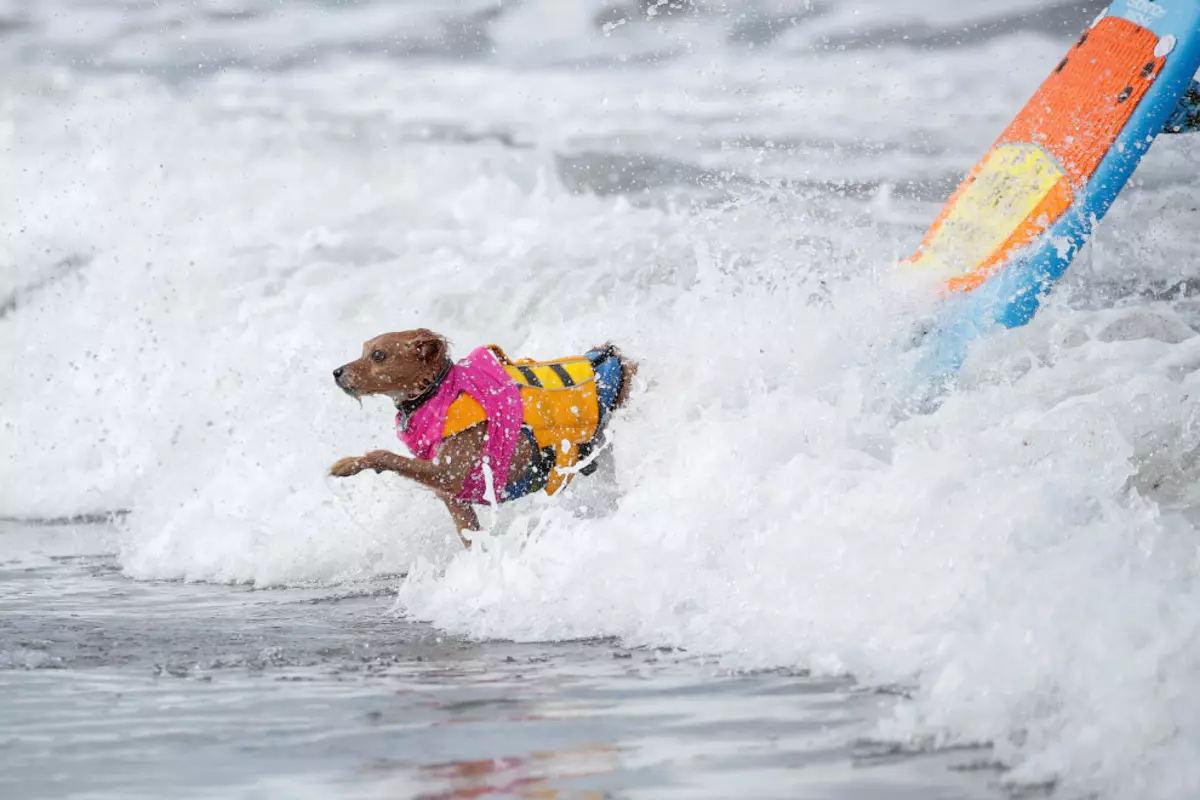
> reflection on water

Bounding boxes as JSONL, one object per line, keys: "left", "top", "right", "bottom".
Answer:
{"left": 413, "top": 745, "right": 617, "bottom": 800}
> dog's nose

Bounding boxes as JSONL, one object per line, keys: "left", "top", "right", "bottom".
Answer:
{"left": 333, "top": 366, "right": 345, "bottom": 380}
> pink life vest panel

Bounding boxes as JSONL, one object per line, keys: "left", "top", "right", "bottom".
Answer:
{"left": 395, "top": 346, "right": 522, "bottom": 504}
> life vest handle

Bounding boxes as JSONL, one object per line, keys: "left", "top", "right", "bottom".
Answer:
{"left": 487, "top": 343, "right": 595, "bottom": 371}
{"left": 485, "top": 344, "right": 514, "bottom": 365}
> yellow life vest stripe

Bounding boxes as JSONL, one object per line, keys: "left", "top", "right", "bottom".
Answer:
{"left": 562, "top": 360, "right": 593, "bottom": 386}
{"left": 504, "top": 360, "right": 594, "bottom": 391}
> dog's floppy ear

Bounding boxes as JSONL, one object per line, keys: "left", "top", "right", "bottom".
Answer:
{"left": 412, "top": 329, "right": 447, "bottom": 363}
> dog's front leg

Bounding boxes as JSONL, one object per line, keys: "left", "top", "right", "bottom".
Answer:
{"left": 330, "top": 425, "right": 486, "bottom": 491}
{"left": 330, "top": 426, "right": 489, "bottom": 548}
{"left": 330, "top": 449, "right": 459, "bottom": 491}
{"left": 440, "top": 497, "right": 480, "bottom": 548}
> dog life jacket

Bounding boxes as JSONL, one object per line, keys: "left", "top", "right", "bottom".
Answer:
{"left": 396, "top": 345, "right": 612, "bottom": 504}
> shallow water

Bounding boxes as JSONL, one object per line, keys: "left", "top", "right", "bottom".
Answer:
{"left": 6, "top": 0, "right": 1200, "bottom": 797}
{"left": 2, "top": 521, "right": 1007, "bottom": 799}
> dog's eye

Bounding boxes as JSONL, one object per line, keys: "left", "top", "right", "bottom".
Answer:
{"left": 370, "top": 349, "right": 387, "bottom": 363}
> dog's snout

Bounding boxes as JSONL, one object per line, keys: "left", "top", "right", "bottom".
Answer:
{"left": 332, "top": 364, "right": 359, "bottom": 399}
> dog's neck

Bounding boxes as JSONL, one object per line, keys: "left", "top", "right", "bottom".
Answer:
{"left": 394, "top": 358, "right": 454, "bottom": 416}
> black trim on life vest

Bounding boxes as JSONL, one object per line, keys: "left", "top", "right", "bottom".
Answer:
{"left": 521, "top": 431, "right": 556, "bottom": 495}
{"left": 576, "top": 441, "right": 599, "bottom": 476}
{"left": 549, "top": 363, "right": 575, "bottom": 387}
{"left": 396, "top": 358, "right": 454, "bottom": 416}
{"left": 589, "top": 345, "right": 623, "bottom": 428}
{"left": 586, "top": 344, "right": 617, "bottom": 367}
{"left": 516, "top": 365, "right": 542, "bottom": 387}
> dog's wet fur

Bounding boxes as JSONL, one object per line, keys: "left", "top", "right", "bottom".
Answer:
{"left": 330, "top": 329, "right": 635, "bottom": 547}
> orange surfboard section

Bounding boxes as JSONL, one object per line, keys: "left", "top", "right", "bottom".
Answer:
{"left": 909, "top": 16, "right": 1164, "bottom": 290}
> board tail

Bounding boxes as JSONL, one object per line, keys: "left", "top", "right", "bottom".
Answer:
{"left": 1164, "top": 80, "right": 1200, "bottom": 133}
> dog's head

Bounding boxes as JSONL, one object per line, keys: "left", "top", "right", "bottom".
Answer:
{"left": 333, "top": 329, "right": 450, "bottom": 405}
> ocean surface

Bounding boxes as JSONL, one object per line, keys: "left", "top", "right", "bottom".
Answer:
{"left": 5, "top": 0, "right": 1200, "bottom": 797}
{"left": 2, "top": 520, "right": 1009, "bottom": 799}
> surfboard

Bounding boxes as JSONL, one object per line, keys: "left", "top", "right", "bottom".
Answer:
{"left": 906, "top": 0, "right": 1200, "bottom": 381}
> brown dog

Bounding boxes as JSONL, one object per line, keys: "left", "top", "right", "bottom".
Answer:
{"left": 330, "top": 329, "right": 635, "bottom": 547}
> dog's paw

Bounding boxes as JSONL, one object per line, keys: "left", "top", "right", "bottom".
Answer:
{"left": 364, "top": 450, "right": 397, "bottom": 473}
{"left": 329, "top": 456, "right": 368, "bottom": 477}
